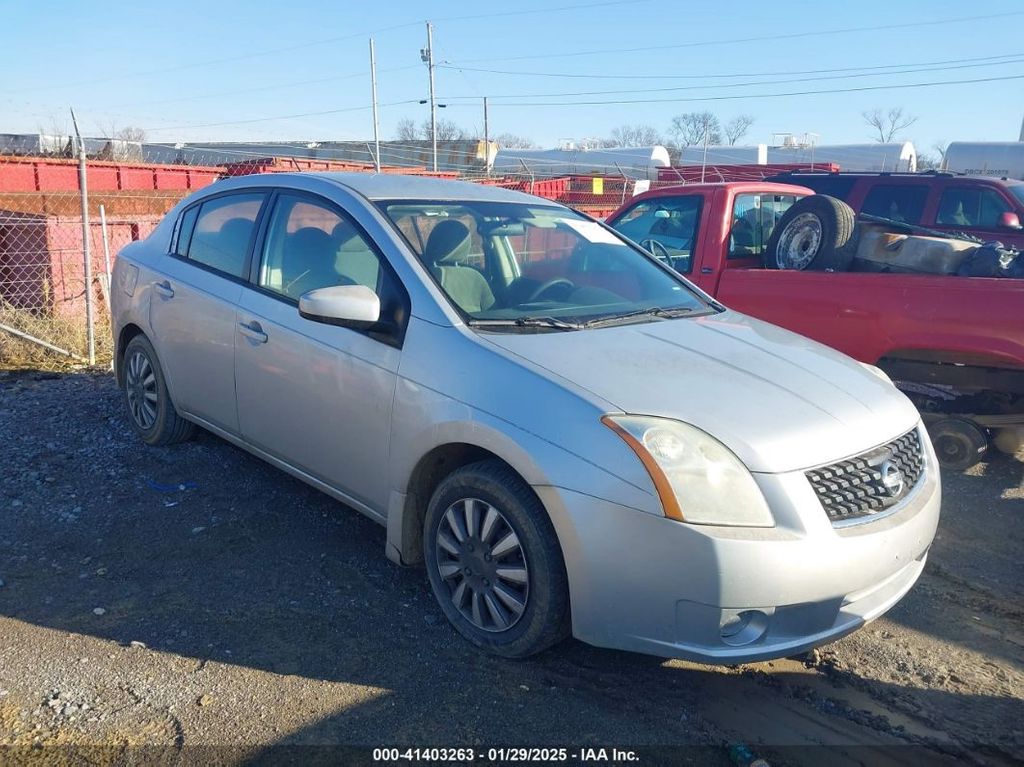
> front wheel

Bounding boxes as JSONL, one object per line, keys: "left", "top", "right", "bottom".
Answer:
{"left": 424, "top": 459, "right": 570, "bottom": 658}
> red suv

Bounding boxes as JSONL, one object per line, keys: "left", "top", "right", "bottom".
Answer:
{"left": 765, "top": 170, "right": 1024, "bottom": 249}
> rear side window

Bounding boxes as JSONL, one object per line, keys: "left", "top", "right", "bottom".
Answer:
{"left": 937, "top": 187, "right": 1012, "bottom": 227}
{"left": 181, "top": 193, "right": 265, "bottom": 278}
{"left": 861, "top": 184, "right": 928, "bottom": 224}
{"left": 729, "top": 193, "right": 800, "bottom": 258}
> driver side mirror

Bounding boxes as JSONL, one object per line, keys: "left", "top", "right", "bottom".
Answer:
{"left": 999, "top": 211, "right": 1022, "bottom": 230}
{"left": 299, "top": 284, "right": 380, "bottom": 328}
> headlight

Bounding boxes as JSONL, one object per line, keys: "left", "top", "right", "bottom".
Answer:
{"left": 602, "top": 415, "right": 773, "bottom": 527}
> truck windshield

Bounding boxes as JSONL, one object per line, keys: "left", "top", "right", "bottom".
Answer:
{"left": 379, "top": 200, "right": 711, "bottom": 328}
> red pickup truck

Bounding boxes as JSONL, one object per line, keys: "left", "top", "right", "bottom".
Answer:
{"left": 606, "top": 181, "right": 1024, "bottom": 469}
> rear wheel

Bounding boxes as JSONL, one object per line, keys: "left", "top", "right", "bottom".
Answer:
{"left": 424, "top": 459, "right": 570, "bottom": 658}
{"left": 765, "top": 194, "right": 858, "bottom": 271}
{"left": 122, "top": 335, "right": 195, "bottom": 446}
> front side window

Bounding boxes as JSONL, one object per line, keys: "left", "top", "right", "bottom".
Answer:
{"left": 183, "top": 193, "right": 264, "bottom": 278}
{"left": 381, "top": 200, "right": 711, "bottom": 329}
{"left": 861, "top": 184, "right": 927, "bottom": 224}
{"left": 609, "top": 195, "right": 702, "bottom": 273}
{"left": 728, "top": 193, "right": 800, "bottom": 258}
{"left": 937, "top": 187, "right": 1011, "bottom": 228}
{"left": 258, "top": 194, "right": 390, "bottom": 300}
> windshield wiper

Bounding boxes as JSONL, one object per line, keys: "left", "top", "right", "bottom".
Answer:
{"left": 468, "top": 316, "right": 583, "bottom": 331}
{"left": 581, "top": 306, "right": 695, "bottom": 329}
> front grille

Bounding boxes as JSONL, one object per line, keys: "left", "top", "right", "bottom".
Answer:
{"left": 806, "top": 429, "right": 925, "bottom": 524}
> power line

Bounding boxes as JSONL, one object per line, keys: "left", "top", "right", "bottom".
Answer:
{"left": 10, "top": 1, "right": 650, "bottom": 95}
{"left": 142, "top": 100, "right": 420, "bottom": 134}
{"left": 468, "top": 73, "right": 1024, "bottom": 107}
{"left": 453, "top": 11, "right": 1024, "bottom": 63}
{"left": 438, "top": 52, "right": 1024, "bottom": 81}
{"left": 109, "top": 65, "right": 422, "bottom": 111}
{"left": 438, "top": 56, "right": 1024, "bottom": 101}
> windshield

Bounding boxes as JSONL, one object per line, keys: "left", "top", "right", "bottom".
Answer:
{"left": 1008, "top": 183, "right": 1024, "bottom": 206}
{"left": 379, "top": 200, "right": 712, "bottom": 328}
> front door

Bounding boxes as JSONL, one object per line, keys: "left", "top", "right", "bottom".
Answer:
{"left": 233, "top": 192, "right": 405, "bottom": 515}
{"left": 149, "top": 191, "right": 266, "bottom": 433}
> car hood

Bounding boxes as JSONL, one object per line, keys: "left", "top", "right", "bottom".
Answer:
{"left": 480, "top": 310, "right": 920, "bottom": 473}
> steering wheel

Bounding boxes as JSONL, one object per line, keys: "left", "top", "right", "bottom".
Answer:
{"left": 527, "top": 278, "right": 575, "bottom": 302}
{"left": 640, "top": 238, "right": 672, "bottom": 262}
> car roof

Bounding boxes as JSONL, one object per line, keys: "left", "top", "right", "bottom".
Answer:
{"left": 774, "top": 171, "right": 1022, "bottom": 186}
{"left": 629, "top": 181, "right": 813, "bottom": 200}
{"left": 270, "top": 171, "right": 552, "bottom": 204}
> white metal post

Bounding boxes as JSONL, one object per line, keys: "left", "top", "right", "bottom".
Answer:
{"left": 483, "top": 96, "right": 491, "bottom": 177}
{"left": 369, "top": 38, "right": 381, "bottom": 173}
{"left": 70, "top": 108, "right": 96, "bottom": 366}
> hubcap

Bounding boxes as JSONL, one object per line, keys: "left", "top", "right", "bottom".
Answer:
{"left": 435, "top": 498, "right": 529, "bottom": 633}
{"left": 125, "top": 350, "right": 158, "bottom": 430}
{"left": 776, "top": 212, "right": 823, "bottom": 269}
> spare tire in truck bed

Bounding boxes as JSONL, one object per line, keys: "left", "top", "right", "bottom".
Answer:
{"left": 765, "top": 194, "right": 858, "bottom": 271}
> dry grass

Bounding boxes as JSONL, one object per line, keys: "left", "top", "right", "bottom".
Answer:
{"left": 0, "top": 299, "right": 112, "bottom": 372}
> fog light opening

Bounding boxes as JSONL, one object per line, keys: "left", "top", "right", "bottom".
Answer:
{"left": 720, "top": 610, "right": 769, "bottom": 647}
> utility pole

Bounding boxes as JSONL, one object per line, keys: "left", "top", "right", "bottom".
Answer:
{"left": 483, "top": 96, "right": 490, "bottom": 176}
{"left": 421, "top": 22, "right": 438, "bottom": 172}
{"left": 369, "top": 37, "right": 381, "bottom": 172}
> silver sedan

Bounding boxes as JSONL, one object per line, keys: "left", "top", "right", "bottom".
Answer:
{"left": 111, "top": 173, "right": 940, "bottom": 662}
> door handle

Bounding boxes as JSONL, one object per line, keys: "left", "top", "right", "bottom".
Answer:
{"left": 700, "top": 267, "right": 714, "bottom": 274}
{"left": 154, "top": 280, "right": 174, "bottom": 298}
{"left": 238, "top": 320, "right": 268, "bottom": 344}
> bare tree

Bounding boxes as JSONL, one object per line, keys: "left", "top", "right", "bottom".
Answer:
{"left": 862, "top": 107, "right": 918, "bottom": 143}
{"left": 932, "top": 140, "right": 948, "bottom": 163}
{"left": 419, "top": 118, "right": 468, "bottom": 142}
{"left": 722, "top": 115, "right": 754, "bottom": 145}
{"left": 493, "top": 133, "right": 538, "bottom": 149}
{"left": 604, "top": 124, "right": 663, "bottom": 147}
{"left": 916, "top": 153, "right": 940, "bottom": 171}
{"left": 394, "top": 118, "right": 418, "bottom": 141}
{"left": 668, "top": 112, "right": 722, "bottom": 147}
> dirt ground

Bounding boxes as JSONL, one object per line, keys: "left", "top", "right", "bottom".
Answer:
{"left": 0, "top": 370, "right": 1021, "bottom": 766}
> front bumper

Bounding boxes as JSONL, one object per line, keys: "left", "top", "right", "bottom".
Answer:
{"left": 536, "top": 430, "right": 941, "bottom": 664}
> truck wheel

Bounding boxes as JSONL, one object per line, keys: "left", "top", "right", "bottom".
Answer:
{"left": 928, "top": 417, "right": 988, "bottom": 471}
{"left": 423, "top": 459, "right": 570, "bottom": 659}
{"left": 765, "top": 195, "right": 857, "bottom": 272}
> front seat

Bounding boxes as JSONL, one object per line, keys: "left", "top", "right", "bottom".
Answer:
{"left": 283, "top": 227, "right": 345, "bottom": 298}
{"left": 938, "top": 197, "right": 971, "bottom": 227}
{"left": 422, "top": 220, "right": 495, "bottom": 313}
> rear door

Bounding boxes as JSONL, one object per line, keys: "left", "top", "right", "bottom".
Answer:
{"left": 233, "top": 191, "right": 407, "bottom": 515}
{"left": 149, "top": 191, "right": 267, "bottom": 433}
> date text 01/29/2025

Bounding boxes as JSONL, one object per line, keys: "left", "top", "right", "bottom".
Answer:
{"left": 372, "top": 747, "right": 640, "bottom": 762}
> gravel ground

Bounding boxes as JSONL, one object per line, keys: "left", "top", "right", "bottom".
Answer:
{"left": 0, "top": 370, "right": 1021, "bottom": 765}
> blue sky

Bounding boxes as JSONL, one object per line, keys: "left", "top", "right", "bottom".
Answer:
{"left": 2, "top": 0, "right": 1022, "bottom": 159}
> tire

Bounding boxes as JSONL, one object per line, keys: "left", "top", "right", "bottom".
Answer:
{"left": 928, "top": 417, "right": 988, "bottom": 472}
{"left": 423, "top": 459, "right": 570, "bottom": 659}
{"left": 765, "top": 194, "right": 858, "bottom": 272}
{"left": 122, "top": 335, "right": 196, "bottom": 446}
